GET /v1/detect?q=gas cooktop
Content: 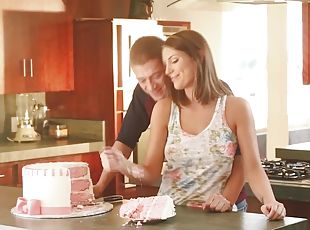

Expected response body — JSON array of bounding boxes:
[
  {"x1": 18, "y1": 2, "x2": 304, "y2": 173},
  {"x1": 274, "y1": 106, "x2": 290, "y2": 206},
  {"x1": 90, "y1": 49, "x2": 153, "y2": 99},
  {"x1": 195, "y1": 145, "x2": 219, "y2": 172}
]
[{"x1": 261, "y1": 160, "x2": 310, "y2": 181}]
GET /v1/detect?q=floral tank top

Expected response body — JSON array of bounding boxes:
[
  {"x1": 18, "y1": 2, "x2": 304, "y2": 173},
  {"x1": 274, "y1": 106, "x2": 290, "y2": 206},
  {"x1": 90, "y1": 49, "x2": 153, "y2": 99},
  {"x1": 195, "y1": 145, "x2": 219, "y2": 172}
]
[{"x1": 158, "y1": 95, "x2": 238, "y2": 205}]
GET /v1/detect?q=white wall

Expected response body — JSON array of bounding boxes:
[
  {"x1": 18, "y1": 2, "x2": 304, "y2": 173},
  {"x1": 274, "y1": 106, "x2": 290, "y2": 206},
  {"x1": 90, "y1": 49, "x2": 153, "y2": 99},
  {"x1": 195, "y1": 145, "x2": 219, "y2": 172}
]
[
  {"x1": 153, "y1": 0, "x2": 231, "y2": 75},
  {"x1": 266, "y1": 4, "x2": 288, "y2": 159}
]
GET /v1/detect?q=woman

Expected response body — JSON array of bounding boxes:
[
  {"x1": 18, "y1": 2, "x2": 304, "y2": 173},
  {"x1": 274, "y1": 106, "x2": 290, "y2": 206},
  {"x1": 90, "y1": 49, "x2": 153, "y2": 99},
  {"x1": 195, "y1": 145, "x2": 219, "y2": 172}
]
[{"x1": 102, "y1": 30, "x2": 285, "y2": 220}]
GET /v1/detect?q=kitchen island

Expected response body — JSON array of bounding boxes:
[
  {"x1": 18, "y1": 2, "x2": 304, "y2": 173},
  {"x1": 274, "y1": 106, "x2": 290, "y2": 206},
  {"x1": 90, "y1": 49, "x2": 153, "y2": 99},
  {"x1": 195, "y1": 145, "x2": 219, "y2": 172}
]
[{"x1": 0, "y1": 186, "x2": 308, "y2": 230}]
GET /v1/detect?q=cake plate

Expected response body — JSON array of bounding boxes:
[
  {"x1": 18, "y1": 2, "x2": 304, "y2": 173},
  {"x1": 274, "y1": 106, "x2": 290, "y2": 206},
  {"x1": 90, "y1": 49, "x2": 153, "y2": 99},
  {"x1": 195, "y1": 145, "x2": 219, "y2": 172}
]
[{"x1": 11, "y1": 202, "x2": 113, "y2": 219}]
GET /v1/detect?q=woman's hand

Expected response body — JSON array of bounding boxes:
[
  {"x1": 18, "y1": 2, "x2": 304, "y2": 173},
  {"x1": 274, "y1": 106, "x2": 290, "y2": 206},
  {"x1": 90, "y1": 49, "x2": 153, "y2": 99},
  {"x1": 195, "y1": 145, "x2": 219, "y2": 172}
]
[{"x1": 261, "y1": 201, "x2": 286, "y2": 220}]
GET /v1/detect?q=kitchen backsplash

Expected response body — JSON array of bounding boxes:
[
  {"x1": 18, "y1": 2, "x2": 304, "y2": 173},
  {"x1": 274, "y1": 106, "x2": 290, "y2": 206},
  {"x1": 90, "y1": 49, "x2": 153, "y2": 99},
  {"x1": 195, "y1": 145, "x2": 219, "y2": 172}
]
[{"x1": 0, "y1": 93, "x2": 45, "y2": 140}]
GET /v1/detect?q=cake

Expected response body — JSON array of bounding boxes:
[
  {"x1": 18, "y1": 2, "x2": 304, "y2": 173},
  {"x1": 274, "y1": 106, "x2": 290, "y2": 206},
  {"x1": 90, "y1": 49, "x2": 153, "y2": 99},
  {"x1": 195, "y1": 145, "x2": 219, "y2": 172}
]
[
  {"x1": 119, "y1": 195, "x2": 176, "y2": 222},
  {"x1": 15, "y1": 162, "x2": 95, "y2": 215}
]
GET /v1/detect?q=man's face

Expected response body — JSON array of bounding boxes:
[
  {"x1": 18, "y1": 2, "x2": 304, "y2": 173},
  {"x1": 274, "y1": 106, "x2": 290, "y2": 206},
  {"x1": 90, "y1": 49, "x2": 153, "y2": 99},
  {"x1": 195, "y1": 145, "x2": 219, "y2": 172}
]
[{"x1": 132, "y1": 59, "x2": 167, "y2": 101}]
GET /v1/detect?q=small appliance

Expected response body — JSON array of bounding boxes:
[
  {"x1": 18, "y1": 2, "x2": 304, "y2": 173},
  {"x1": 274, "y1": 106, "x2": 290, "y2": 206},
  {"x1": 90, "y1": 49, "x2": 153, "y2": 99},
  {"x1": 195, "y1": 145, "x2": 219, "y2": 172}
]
[{"x1": 13, "y1": 94, "x2": 41, "y2": 142}]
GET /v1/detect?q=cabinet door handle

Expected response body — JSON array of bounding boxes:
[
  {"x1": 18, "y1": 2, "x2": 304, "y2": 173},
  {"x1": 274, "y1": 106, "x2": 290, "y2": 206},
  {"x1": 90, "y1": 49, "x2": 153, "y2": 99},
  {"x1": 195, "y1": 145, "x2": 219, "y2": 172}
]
[
  {"x1": 30, "y1": 59, "x2": 33, "y2": 77},
  {"x1": 23, "y1": 58, "x2": 27, "y2": 77},
  {"x1": 0, "y1": 174, "x2": 4, "y2": 178}
]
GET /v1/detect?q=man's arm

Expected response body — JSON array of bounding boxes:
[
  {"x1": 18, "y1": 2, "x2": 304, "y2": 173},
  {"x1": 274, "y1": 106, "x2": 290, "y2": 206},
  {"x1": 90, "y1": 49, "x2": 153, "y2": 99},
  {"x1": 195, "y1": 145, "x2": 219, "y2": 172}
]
[
  {"x1": 117, "y1": 84, "x2": 154, "y2": 149},
  {"x1": 93, "y1": 85, "x2": 154, "y2": 198},
  {"x1": 222, "y1": 155, "x2": 245, "y2": 205},
  {"x1": 93, "y1": 141, "x2": 132, "y2": 198},
  {"x1": 98, "y1": 98, "x2": 170, "y2": 186}
]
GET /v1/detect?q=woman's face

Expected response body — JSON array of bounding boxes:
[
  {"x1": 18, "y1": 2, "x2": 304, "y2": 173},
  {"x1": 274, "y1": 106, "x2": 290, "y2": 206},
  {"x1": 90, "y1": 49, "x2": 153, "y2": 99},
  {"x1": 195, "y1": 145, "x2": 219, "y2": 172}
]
[{"x1": 162, "y1": 46, "x2": 197, "y2": 90}]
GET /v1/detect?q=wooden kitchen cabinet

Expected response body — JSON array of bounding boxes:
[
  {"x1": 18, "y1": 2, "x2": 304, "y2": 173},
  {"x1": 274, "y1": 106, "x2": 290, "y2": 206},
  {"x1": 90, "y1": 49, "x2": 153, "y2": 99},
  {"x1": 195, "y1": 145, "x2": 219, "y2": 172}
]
[
  {"x1": 0, "y1": 163, "x2": 18, "y2": 186},
  {"x1": 2, "y1": 10, "x2": 74, "y2": 94},
  {"x1": 0, "y1": 152, "x2": 102, "y2": 188},
  {"x1": 46, "y1": 18, "x2": 163, "y2": 146},
  {"x1": 157, "y1": 20, "x2": 191, "y2": 37},
  {"x1": 303, "y1": 3, "x2": 310, "y2": 85}
]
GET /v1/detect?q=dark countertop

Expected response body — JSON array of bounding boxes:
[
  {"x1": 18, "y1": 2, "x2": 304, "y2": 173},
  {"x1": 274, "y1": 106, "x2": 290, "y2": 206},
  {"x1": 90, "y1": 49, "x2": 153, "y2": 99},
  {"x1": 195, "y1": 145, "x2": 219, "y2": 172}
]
[
  {"x1": 0, "y1": 186, "x2": 308, "y2": 230},
  {"x1": 276, "y1": 142, "x2": 310, "y2": 161}
]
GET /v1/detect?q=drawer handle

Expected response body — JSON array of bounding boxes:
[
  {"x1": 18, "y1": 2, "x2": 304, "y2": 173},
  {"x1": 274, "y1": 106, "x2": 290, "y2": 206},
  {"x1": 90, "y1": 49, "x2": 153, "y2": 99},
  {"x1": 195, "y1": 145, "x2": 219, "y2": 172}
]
[
  {"x1": 30, "y1": 59, "x2": 33, "y2": 77},
  {"x1": 0, "y1": 174, "x2": 4, "y2": 178},
  {"x1": 23, "y1": 59, "x2": 27, "y2": 77}
]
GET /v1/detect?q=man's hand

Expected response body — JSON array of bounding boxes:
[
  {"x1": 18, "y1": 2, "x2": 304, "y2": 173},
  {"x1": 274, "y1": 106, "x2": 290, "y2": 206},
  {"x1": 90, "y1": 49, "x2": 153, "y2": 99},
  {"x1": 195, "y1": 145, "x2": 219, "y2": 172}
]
[
  {"x1": 100, "y1": 147, "x2": 128, "y2": 173},
  {"x1": 261, "y1": 201, "x2": 286, "y2": 220},
  {"x1": 93, "y1": 184, "x2": 103, "y2": 199},
  {"x1": 203, "y1": 194, "x2": 232, "y2": 212},
  {"x1": 100, "y1": 146, "x2": 144, "y2": 179},
  {"x1": 186, "y1": 194, "x2": 232, "y2": 213}
]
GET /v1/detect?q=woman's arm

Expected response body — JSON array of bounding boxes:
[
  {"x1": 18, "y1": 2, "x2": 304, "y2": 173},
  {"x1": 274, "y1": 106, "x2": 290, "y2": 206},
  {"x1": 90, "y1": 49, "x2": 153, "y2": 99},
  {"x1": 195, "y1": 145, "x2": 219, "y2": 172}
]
[
  {"x1": 228, "y1": 96, "x2": 286, "y2": 220},
  {"x1": 139, "y1": 98, "x2": 171, "y2": 184}
]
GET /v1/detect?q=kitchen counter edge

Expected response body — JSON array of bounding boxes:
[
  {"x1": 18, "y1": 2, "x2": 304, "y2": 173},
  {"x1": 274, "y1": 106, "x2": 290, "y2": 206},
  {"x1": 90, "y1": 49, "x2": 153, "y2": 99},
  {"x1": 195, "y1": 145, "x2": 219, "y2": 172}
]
[{"x1": 0, "y1": 137, "x2": 104, "y2": 163}]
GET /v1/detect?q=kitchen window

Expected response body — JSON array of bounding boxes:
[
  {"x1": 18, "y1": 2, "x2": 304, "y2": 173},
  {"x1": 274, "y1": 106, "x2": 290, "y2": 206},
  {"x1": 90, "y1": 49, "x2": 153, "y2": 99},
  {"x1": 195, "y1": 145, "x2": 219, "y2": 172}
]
[
  {"x1": 220, "y1": 2, "x2": 310, "y2": 131},
  {"x1": 287, "y1": 2, "x2": 310, "y2": 129},
  {"x1": 220, "y1": 5, "x2": 267, "y2": 130}
]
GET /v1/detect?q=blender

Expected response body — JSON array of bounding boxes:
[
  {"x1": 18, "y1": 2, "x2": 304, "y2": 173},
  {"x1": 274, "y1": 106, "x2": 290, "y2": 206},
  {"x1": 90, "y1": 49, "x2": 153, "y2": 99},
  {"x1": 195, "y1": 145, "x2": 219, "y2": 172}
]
[{"x1": 13, "y1": 94, "x2": 41, "y2": 142}]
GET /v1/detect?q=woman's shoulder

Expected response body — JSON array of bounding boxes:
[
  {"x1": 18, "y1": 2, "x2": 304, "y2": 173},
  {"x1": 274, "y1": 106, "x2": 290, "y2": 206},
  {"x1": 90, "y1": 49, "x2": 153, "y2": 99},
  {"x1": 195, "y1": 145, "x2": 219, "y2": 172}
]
[
  {"x1": 154, "y1": 97, "x2": 173, "y2": 109},
  {"x1": 151, "y1": 98, "x2": 172, "y2": 124},
  {"x1": 225, "y1": 96, "x2": 253, "y2": 121},
  {"x1": 226, "y1": 96, "x2": 250, "y2": 109}
]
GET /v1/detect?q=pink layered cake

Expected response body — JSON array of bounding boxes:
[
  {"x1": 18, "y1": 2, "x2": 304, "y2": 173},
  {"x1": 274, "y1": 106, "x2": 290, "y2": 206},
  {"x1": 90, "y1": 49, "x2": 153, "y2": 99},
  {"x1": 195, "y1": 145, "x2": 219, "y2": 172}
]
[
  {"x1": 16, "y1": 162, "x2": 95, "y2": 215},
  {"x1": 119, "y1": 195, "x2": 175, "y2": 222}
]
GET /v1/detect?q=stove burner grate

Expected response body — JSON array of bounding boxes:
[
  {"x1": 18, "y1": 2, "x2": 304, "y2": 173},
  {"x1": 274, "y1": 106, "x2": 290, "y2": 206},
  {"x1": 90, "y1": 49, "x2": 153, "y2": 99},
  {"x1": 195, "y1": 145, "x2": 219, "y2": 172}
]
[{"x1": 261, "y1": 160, "x2": 310, "y2": 181}]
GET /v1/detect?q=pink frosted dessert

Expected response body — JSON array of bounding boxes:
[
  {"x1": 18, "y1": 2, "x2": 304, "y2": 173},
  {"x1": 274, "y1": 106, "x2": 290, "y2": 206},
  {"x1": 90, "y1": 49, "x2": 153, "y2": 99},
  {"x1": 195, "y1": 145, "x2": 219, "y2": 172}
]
[
  {"x1": 15, "y1": 162, "x2": 95, "y2": 215},
  {"x1": 119, "y1": 195, "x2": 176, "y2": 222}
]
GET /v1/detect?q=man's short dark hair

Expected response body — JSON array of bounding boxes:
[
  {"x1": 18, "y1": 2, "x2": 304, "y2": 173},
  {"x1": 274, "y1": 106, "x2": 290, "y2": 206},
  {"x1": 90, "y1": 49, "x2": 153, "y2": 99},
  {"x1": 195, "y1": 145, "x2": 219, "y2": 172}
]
[{"x1": 130, "y1": 36, "x2": 164, "y2": 66}]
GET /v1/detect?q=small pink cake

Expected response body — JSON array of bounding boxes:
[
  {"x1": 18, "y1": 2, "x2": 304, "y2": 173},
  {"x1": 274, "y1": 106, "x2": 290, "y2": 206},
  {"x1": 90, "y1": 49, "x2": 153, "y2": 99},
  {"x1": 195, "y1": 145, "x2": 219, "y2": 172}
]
[
  {"x1": 119, "y1": 195, "x2": 175, "y2": 222},
  {"x1": 16, "y1": 162, "x2": 95, "y2": 215}
]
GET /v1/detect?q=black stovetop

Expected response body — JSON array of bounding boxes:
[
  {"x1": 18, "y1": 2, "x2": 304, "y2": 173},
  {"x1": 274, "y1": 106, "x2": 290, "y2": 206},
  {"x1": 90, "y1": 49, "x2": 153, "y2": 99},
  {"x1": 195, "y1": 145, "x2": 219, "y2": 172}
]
[{"x1": 261, "y1": 160, "x2": 310, "y2": 180}]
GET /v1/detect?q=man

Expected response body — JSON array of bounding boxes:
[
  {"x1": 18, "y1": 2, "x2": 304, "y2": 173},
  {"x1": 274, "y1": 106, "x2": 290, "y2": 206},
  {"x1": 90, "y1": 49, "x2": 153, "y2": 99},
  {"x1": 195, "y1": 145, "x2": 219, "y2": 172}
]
[{"x1": 93, "y1": 36, "x2": 247, "y2": 211}]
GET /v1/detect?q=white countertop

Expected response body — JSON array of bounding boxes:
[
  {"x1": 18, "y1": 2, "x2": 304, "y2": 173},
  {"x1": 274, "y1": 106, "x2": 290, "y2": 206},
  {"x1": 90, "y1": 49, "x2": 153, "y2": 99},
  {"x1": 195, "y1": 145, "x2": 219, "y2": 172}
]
[{"x1": 282, "y1": 142, "x2": 310, "y2": 150}]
